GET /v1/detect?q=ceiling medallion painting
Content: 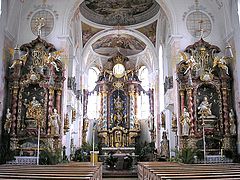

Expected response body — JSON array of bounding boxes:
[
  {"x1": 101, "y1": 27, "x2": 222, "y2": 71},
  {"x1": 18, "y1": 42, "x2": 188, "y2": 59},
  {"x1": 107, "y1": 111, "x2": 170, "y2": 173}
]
[
  {"x1": 80, "y1": 0, "x2": 160, "y2": 26},
  {"x1": 92, "y1": 34, "x2": 146, "y2": 56}
]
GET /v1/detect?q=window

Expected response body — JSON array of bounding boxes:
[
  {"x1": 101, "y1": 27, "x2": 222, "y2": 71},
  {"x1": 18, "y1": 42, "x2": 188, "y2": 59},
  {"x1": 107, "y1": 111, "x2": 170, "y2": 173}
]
[
  {"x1": 139, "y1": 66, "x2": 149, "y2": 91},
  {"x1": 87, "y1": 67, "x2": 100, "y2": 119}
]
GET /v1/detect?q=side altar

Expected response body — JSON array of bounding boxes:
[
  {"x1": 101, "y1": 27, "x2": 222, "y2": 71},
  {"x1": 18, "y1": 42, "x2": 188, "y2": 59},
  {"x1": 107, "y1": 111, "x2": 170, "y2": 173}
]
[
  {"x1": 176, "y1": 38, "x2": 236, "y2": 157},
  {"x1": 92, "y1": 53, "x2": 142, "y2": 150}
]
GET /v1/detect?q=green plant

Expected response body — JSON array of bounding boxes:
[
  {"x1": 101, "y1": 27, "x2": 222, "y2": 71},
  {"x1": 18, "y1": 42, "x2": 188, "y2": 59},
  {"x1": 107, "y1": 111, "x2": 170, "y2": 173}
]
[
  {"x1": 169, "y1": 147, "x2": 197, "y2": 164},
  {"x1": 39, "y1": 147, "x2": 62, "y2": 165},
  {"x1": 106, "y1": 153, "x2": 118, "y2": 169},
  {"x1": 0, "y1": 144, "x2": 15, "y2": 164}
]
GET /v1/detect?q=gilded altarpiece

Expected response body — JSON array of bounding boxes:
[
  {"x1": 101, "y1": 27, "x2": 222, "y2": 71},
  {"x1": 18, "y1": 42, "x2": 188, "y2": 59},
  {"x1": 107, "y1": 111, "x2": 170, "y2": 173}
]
[
  {"x1": 177, "y1": 38, "x2": 236, "y2": 155},
  {"x1": 91, "y1": 53, "x2": 143, "y2": 148},
  {"x1": 6, "y1": 37, "x2": 65, "y2": 154}
]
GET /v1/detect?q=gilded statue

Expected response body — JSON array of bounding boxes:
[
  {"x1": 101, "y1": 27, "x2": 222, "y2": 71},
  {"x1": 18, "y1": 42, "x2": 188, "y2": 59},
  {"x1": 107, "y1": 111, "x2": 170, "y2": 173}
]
[
  {"x1": 4, "y1": 108, "x2": 12, "y2": 134},
  {"x1": 49, "y1": 109, "x2": 61, "y2": 136},
  {"x1": 115, "y1": 130, "x2": 122, "y2": 147},
  {"x1": 9, "y1": 52, "x2": 28, "y2": 69},
  {"x1": 198, "y1": 96, "x2": 212, "y2": 117},
  {"x1": 229, "y1": 109, "x2": 237, "y2": 135},
  {"x1": 25, "y1": 96, "x2": 42, "y2": 119},
  {"x1": 114, "y1": 96, "x2": 123, "y2": 111},
  {"x1": 181, "y1": 107, "x2": 190, "y2": 136}
]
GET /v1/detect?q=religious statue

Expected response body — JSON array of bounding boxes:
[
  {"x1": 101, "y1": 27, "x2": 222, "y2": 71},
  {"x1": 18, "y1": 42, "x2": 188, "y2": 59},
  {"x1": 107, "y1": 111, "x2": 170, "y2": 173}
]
[
  {"x1": 160, "y1": 131, "x2": 169, "y2": 158},
  {"x1": 25, "y1": 96, "x2": 42, "y2": 119},
  {"x1": 181, "y1": 107, "x2": 190, "y2": 136},
  {"x1": 171, "y1": 112, "x2": 177, "y2": 132},
  {"x1": 198, "y1": 96, "x2": 213, "y2": 117},
  {"x1": 9, "y1": 52, "x2": 28, "y2": 69},
  {"x1": 133, "y1": 116, "x2": 141, "y2": 130},
  {"x1": 35, "y1": 17, "x2": 46, "y2": 36},
  {"x1": 64, "y1": 113, "x2": 70, "y2": 134},
  {"x1": 115, "y1": 130, "x2": 122, "y2": 147},
  {"x1": 49, "y1": 109, "x2": 61, "y2": 136},
  {"x1": 229, "y1": 109, "x2": 237, "y2": 135},
  {"x1": 213, "y1": 56, "x2": 229, "y2": 75},
  {"x1": 4, "y1": 108, "x2": 12, "y2": 134},
  {"x1": 148, "y1": 113, "x2": 154, "y2": 131},
  {"x1": 161, "y1": 111, "x2": 166, "y2": 129},
  {"x1": 114, "y1": 96, "x2": 123, "y2": 111}
]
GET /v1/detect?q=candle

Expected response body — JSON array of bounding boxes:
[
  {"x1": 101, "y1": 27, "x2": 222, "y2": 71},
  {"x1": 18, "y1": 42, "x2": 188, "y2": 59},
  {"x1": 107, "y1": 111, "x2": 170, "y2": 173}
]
[{"x1": 220, "y1": 149, "x2": 223, "y2": 158}]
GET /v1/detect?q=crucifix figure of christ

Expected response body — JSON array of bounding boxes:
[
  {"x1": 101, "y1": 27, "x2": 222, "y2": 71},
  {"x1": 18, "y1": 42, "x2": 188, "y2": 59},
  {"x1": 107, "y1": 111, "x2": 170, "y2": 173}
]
[{"x1": 35, "y1": 17, "x2": 46, "y2": 37}]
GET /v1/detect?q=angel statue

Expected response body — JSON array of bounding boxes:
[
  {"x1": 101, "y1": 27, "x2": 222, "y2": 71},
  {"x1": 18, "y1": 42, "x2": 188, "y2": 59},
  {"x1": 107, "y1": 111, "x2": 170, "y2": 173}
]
[
  {"x1": 179, "y1": 52, "x2": 198, "y2": 74},
  {"x1": 9, "y1": 52, "x2": 29, "y2": 69},
  {"x1": 213, "y1": 56, "x2": 229, "y2": 75}
]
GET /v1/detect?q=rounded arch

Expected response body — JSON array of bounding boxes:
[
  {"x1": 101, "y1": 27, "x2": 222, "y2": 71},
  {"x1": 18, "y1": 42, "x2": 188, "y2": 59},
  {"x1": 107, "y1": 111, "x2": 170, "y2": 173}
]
[{"x1": 82, "y1": 28, "x2": 158, "y2": 71}]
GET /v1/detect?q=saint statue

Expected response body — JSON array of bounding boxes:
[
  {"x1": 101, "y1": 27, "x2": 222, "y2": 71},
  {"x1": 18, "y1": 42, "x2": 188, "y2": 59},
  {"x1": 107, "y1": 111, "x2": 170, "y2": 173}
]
[
  {"x1": 161, "y1": 111, "x2": 166, "y2": 129},
  {"x1": 25, "y1": 96, "x2": 42, "y2": 119},
  {"x1": 229, "y1": 109, "x2": 237, "y2": 135},
  {"x1": 182, "y1": 107, "x2": 190, "y2": 136},
  {"x1": 171, "y1": 112, "x2": 177, "y2": 132},
  {"x1": 4, "y1": 108, "x2": 12, "y2": 134},
  {"x1": 160, "y1": 131, "x2": 169, "y2": 158},
  {"x1": 198, "y1": 96, "x2": 213, "y2": 117},
  {"x1": 49, "y1": 109, "x2": 61, "y2": 136},
  {"x1": 114, "y1": 95, "x2": 123, "y2": 111},
  {"x1": 148, "y1": 113, "x2": 153, "y2": 131}
]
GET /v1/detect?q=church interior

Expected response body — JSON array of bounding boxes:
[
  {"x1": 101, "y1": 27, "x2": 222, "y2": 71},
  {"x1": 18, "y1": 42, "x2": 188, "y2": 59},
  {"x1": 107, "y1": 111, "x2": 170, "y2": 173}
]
[{"x1": 1, "y1": 0, "x2": 240, "y2": 179}]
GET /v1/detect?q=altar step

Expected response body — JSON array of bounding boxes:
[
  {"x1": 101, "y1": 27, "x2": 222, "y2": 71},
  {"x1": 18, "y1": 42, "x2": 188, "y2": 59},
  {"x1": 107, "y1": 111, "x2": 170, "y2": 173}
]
[{"x1": 103, "y1": 165, "x2": 138, "y2": 178}]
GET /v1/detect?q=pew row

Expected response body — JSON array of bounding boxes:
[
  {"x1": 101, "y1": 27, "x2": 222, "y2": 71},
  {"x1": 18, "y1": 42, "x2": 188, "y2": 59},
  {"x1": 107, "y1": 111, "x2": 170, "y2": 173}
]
[
  {"x1": 138, "y1": 162, "x2": 240, "y2": 180},
  {"x1": 0, "y1": 162, "x2": 102, "y2": 180}
]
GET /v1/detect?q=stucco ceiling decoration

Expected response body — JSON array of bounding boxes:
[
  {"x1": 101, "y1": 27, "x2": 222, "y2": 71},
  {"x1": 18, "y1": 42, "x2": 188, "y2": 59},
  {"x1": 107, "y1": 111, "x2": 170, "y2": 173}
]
[
  {"x1": 136, "y1": 21, "x2": 157, "y2": 46},
  {"x1": 92, "y1": 34, "x2": 146, "y2": 56},
  {"x1": 82, "y1": 22, "x2": 103, "y2": 47},
  {"x1": 80, "y1": 0, "x2": 160, "y2": 26}
]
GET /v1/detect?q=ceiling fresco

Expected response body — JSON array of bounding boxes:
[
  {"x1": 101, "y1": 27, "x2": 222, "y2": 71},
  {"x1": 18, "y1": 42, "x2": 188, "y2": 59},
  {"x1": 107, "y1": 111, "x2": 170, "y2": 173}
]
[
  {"x1": 82, "y1": 22, "x2": 103, "y2": 47},
  {"x1": 80, "y1": 0, "x2": 160, "y2": 26},
  {"x1": 136, "y1": 21, "x2": 157, "y2": 46},
  {"x1": 92, "y1": 34, "x2": 146, "y2": 56}
]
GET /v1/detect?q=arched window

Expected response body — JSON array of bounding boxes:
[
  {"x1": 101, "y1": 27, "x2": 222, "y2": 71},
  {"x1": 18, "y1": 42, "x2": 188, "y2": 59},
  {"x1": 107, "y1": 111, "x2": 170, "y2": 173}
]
[
  {"x1": 139, "y1": 66, "x2": 149, "y2": 91},
  {"x1": 138, "y1": 66, "x2": 150, "y2": 119},
  {"x1": 87, "y1": 67, "x2": 100, "y2": 119},
  {"x1": 87, "y1": 67, "x2": 99, "y2": 92}
]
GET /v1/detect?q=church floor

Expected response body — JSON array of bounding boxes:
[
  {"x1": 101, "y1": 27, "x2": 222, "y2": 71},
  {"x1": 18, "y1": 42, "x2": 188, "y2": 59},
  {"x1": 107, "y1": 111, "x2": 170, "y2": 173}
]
[{"x1": 103, "y1": 178, "x2": 138, "y2": 180}]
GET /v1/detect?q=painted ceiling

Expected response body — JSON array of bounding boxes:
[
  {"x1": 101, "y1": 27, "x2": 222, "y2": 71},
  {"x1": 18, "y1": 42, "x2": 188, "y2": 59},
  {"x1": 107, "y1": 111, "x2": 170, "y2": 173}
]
[
  {"x1": 92, "y1": 34, "x2": 146, "y2": 56},
  {"x1": 80, "y1": 0, "x2": 160, "y2": 26}
]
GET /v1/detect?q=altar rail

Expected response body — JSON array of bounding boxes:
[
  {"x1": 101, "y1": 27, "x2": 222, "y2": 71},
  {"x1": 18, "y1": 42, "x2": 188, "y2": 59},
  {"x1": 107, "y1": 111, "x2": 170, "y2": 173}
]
[
  {"x1": 138, "y1": 162, "x2": 240, "y2": 180},
  {"x1": 6, "y1": 156, "x2": 38, "y2": 165},
  {"x1": 0, "y1": 162, "x2": 102, "y2": 180}
]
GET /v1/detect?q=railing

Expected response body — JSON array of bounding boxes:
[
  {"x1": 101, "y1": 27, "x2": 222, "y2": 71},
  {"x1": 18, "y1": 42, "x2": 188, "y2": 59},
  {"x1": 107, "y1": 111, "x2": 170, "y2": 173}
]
[{"x1": 6, "y1": 156, "x2": 38, "y2": 165}]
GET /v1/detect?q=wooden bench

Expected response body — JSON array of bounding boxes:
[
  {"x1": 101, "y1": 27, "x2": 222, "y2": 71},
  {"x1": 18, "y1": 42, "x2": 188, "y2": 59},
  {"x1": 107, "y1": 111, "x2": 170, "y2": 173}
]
[
  {"x1": 138, "y1": 162, "x2": 240, "y2": 180},
  {"x1": 0, "y1": 162, "x2": 102, "y2": 180}
]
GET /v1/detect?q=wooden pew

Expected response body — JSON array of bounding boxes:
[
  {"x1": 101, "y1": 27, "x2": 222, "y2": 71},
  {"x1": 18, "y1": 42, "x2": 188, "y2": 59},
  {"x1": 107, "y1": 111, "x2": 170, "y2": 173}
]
[
  {"x1": 138, "y1": 162, "x2": 240, "y2": 180},
  {"x1": 0, "y1": 162, "x2": 102, "y2": 180}
]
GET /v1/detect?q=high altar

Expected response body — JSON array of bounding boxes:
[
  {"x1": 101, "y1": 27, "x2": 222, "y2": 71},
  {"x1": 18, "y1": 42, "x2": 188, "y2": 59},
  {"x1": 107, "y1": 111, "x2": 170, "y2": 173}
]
[
  {"x1": 87, "y1": 53, "x2": 142, "y2": 149},
  {"x1": 176, "y1": 38, "x2": 236, "y2": 155}
]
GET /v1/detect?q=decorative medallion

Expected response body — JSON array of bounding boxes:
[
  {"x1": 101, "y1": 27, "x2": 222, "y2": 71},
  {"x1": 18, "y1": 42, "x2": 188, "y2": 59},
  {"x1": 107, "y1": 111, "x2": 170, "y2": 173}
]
[
  {"x1": 186, "y1": 11, "x2": 212, "y2": 38},
  {"x1": 30, "y1": 10, "x2": 54, "y2": 37},
  {"x1": 113, "y1": 81, "x2": 124, "y2": 89}
]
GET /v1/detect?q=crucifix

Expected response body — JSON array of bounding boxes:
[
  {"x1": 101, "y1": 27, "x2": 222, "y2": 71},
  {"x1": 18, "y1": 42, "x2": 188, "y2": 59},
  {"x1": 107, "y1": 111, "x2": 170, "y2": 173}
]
[{"x1": 35, "y1": 17, "x2": 46, "y2": 37}]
